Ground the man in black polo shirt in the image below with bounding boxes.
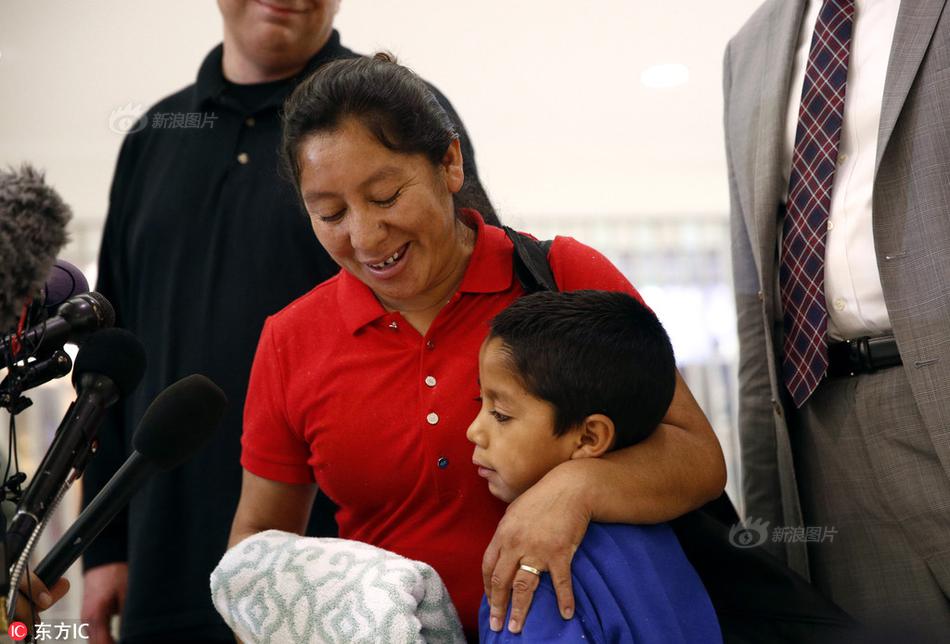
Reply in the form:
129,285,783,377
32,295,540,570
80,2,495,642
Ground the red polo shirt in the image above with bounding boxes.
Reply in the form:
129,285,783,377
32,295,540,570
242,213,641,632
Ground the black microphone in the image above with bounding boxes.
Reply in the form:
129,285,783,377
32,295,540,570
0,292,115,368
5,329,146,565
0,262,91,407
35,374,227,587
0,164,71,332
0,350,73,412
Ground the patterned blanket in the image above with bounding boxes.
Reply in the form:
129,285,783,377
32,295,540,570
210,530,466,644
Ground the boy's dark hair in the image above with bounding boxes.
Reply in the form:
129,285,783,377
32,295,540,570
489,290,676,450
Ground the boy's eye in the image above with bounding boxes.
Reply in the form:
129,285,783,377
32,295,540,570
489,410,511,423
372,189,402,207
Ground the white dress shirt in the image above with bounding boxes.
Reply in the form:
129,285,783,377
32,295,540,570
782,0,901,340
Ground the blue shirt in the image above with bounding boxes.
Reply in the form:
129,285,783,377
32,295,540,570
479,522,721,643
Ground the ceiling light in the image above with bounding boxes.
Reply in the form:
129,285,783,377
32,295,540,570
640,63,690,89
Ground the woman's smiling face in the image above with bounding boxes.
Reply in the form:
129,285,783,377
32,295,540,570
297,117,467,312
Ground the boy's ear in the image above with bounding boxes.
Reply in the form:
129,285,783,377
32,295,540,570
570,414,615,460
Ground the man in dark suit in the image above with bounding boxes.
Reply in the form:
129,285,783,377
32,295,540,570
725,0,950,636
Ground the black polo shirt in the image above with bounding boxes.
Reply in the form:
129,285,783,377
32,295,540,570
82,31,493,641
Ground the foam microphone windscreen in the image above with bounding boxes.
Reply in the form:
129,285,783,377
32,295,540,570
0,164,71,332
133,374,227,469
72,328,147,397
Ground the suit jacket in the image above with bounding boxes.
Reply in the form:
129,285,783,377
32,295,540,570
724,0,950,575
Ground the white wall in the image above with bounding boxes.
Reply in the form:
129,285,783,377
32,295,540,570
0,0,763,239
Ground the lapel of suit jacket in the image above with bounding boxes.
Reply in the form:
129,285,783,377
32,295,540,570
752,0,807,306
876,0,948,173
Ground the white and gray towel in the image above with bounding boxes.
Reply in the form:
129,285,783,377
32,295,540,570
210,530,466,644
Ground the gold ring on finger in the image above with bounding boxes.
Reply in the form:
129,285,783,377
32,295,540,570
518,563,542,576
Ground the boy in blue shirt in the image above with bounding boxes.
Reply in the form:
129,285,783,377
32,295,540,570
467,290,721,643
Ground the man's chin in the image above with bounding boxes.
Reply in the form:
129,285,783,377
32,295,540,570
243,37,318,75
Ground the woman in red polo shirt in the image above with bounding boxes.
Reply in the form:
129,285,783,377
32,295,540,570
229,54,726,638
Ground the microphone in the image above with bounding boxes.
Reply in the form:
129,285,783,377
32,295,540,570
0,164,71,332
35,374,227,587
5,328,146,565
19,259,90,327
0,350,73,412
0,292,115,368
40,259,89,311
0,263,91,408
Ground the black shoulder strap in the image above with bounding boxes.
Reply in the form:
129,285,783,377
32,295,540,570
503,226,558,293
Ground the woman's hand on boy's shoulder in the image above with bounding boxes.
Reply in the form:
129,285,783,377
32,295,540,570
482,461,591,634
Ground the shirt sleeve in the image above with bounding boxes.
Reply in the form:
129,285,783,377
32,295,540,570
547,236,645,305
241,318,315,484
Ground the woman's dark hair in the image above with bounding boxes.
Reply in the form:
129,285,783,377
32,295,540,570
281,52,495,219
489,290,677,450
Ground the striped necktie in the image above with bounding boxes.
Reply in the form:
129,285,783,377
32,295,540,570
780,0,855,407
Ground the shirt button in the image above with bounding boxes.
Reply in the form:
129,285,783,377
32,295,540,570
237,152,249,165
245,116,256,127
437,457,449,469
837,153,848,165
424,375,437,387
388,320,399,331
833,298,846,312
426,412,439,425
756,290,765,301
425,340,435,351
827,221,835,231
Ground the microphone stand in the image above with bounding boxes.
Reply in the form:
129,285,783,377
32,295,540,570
0,349,74,631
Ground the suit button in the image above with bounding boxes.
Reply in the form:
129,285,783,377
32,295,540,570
425,376,437,387
757,290,765,301
426,339,435,350
427,412,439,425
771,399,783,418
